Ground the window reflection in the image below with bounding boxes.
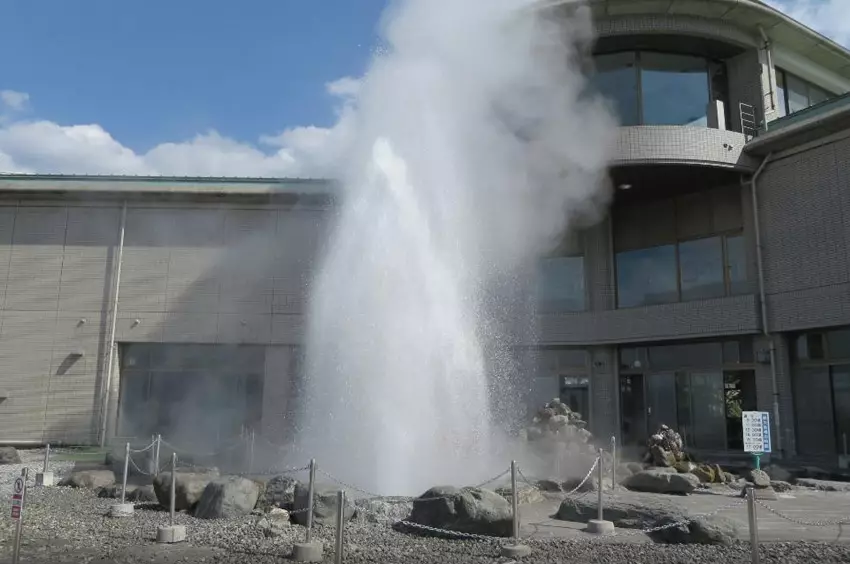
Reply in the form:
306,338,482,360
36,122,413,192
679,237,724,300
591,51,720,127
725,235,747,294
641,53,709,127
776,68,835,117
538,256,586,312
616,245,677,308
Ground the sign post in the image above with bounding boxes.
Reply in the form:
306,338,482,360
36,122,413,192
11,468,28,564
742,411,772,469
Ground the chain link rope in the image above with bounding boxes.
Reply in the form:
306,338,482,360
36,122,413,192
755,499,850,527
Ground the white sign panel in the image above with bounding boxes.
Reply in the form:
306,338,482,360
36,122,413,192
742,411,772,453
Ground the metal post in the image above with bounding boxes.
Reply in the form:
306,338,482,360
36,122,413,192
510,460,520,542
843,433,848,456
306,459,316,543
43,444,51,473
170,452,177,527
154,434,161,477
747,486,760,564
11,468,28,564
334,490,345,564
610,436,617,491
248,429,255,474
121,442,130,504
597,448,604,522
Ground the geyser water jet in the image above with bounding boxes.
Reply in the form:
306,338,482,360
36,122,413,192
295,0,616,495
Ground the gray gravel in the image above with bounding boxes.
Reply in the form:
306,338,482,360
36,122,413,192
2,475,850,563
0,448,75,496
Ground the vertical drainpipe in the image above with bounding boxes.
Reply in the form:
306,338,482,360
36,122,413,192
749,153,782,457
758,25,775,132
99,201,128,447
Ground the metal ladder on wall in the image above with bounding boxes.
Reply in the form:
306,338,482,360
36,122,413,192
739,102,759,139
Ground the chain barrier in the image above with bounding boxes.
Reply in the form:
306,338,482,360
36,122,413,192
755,499,850,527
128,440,157,454
233,465,310,477
614,497,748,537
515,457,600,498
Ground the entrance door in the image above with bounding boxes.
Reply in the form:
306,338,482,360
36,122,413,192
619,374,646,447
647,372,678,435
560,376,589,422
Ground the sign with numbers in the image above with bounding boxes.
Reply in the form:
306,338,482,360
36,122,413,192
742,411,772,453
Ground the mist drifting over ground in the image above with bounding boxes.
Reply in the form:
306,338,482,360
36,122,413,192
294,0,617,495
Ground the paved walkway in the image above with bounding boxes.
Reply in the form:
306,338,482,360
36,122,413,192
520,488,850,543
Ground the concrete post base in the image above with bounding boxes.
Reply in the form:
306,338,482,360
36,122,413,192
292,542,323,562
35,472,54,487
109,503,134,518
587,519,615,535
500,544,532,558
156,525,187,544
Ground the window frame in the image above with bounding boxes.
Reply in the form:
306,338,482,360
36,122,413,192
537,231,588,313
776,68,835,117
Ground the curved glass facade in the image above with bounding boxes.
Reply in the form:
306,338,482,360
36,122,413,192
591,51,727,128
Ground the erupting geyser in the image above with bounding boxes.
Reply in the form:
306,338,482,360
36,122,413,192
294,0,616,495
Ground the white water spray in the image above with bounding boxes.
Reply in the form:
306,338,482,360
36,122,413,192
295,0,616,495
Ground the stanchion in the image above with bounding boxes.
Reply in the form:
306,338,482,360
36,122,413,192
747,486,760,564
156,453,187,543
153,434,161,477
293,458,323,562
11,468,28,564
36,444,53,486
334,490,345,564
587,449,614,535
500,461,531,558
610,436,617,491
109,442,134,517
248,429,255,474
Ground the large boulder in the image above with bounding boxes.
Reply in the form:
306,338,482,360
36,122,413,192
555,492,739,545
495,486,545,504
0,447,21,464
61,469,116,489
622,469,699,495
354,498,413,524
292,483,355,526
406,486,512,537
795,478,850,492
260,475,299,510
746,469,771,488
153,471,218,512
195,477,261,519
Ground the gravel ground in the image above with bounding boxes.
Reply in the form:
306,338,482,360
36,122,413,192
2,458,850,563
0,448,75,496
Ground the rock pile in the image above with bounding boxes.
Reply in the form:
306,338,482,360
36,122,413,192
522,398,602,476
644,425,686,468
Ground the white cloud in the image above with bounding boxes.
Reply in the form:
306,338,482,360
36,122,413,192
0,90,30,112
764,0,850,47
0,81,357,178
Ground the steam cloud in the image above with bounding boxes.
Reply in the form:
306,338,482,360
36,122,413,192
294,0,617,495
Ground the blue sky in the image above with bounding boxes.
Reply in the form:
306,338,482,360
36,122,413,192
0,0,846,177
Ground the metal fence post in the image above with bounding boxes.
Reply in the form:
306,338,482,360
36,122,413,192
154,434,161,477
306,458,316,543
610,436,617,491
121,442,130,504
747,486,760,564
597,448,604,522
248,429,255,474
510,460,520,542
334,490,345,564
43,444,51,473
170,452,177,527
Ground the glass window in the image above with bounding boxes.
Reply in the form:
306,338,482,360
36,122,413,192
592,52,640,126
827,329,850,360
725,234,747,294
785,73,810,114
537,256,586,312
679,237,725,301
833,366,850,456
796,333,825,361
616,245,678,308
810,85,830,106
776,71,788,118
641,53,710,126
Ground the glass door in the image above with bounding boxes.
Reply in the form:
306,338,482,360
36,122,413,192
560,375,590,422
619,374,646,446
833,365,850,457
647,372,678,435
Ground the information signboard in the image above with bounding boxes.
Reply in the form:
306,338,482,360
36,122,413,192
742,411,772,454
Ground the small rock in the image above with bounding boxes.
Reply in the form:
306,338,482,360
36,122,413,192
292,483,355,526
257,507,290,537
746,469,771,488
259,474,299,510
354,498,412,524
0,447,22,464
153,471,218,512
691,465,715,483
495,485,544,504
770,480,793,493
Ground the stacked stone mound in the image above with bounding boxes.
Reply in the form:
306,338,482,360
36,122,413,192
644,425,686,468
524,398,599,470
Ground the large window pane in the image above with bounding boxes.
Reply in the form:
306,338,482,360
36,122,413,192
725,235,747,294
679,236,724,301
592,52,640,126
776,71,788,118
827,329,850,360
641,53,709,126
538,256,585,312
785,73,810,114
616,245,678,307
689,371,727,450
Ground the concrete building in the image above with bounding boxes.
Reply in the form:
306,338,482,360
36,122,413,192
1,0,850,467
